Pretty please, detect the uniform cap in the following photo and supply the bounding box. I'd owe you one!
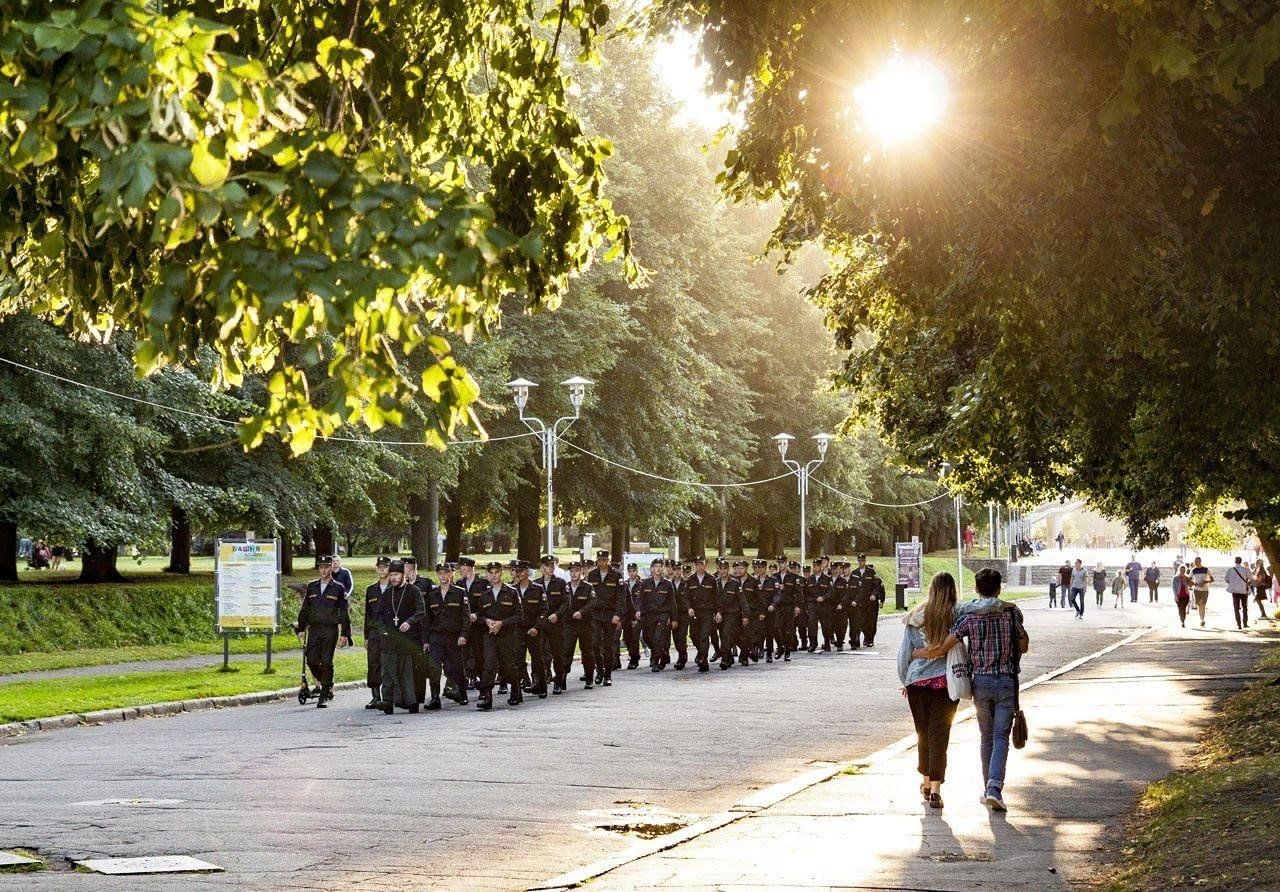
[458,557,476,568]
[857,553,868,561]
[716,557,729,567]
[435,562,455,572]
[569,560,586,570]
[768,562,778,570]
[388,559,405,573]
[540,554,555,565]
[694,555,707,563]
[775,554,787,562]
[375,556,391,567]
[788,560,801,569]
[317,555,333,566]
[486,561,504,572]
[733,560,748,568]
[596,549,610,560]
[650,557,665,567]
[752,559,765,567]
[404,556,417,566]
[681,563,692,572]
[803,565,812,573]
[626,562,638,571]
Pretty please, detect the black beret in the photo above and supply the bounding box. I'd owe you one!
[388,559,405,573]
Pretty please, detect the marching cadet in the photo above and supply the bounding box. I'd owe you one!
[717,560,750,669]
[848,555,871,648]
[378,559,426,715]
[425,563,469,708]
[669,561,690,670]
[853,553,886,648]
[831,560,852,650]
[474,561,524,710]
[796,565,811,652]
[537,555,572,694]
[621,562,644,670]
[562,562,600,690]
[511,560,549,698]
[362,556,392,708]
[457,557,487,688]
[637,558,676,670]
[585,550,624,687]
[808,557,836,652]
[685,556,718,672]
[742,559,769,663]
[404,557,432,709]
[294,555,351,708]
[769,559,802,662]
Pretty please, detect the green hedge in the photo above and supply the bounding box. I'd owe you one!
[0,576,302,656]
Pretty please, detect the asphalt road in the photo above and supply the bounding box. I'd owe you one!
[0,597,1195,890]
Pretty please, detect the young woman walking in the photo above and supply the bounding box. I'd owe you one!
[1172,564,1191,627]
[896,572,960,809]
[1092,563,1107,607]
[1111,569,1126,609]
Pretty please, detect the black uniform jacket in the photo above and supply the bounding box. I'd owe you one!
[426,583,470,637]
[585,567,624,621]
[296,579,352,638]
[685,572,718,610]
[639,577,676,615]
[474,583,524,633]
[716,576,749,614]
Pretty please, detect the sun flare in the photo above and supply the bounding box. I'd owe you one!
[854,55,949,146]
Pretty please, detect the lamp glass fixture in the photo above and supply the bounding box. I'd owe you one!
[772,432,795,460]
[812,433,833,457]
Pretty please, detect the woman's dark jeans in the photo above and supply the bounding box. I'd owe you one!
[907,683,959,783]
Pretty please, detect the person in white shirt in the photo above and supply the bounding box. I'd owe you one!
[1189,558,1213,628]
[1224,556,1253,630]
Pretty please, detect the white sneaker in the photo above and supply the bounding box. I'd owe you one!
[984,792,1007,812]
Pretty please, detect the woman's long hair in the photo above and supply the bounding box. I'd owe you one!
[922,572,959,647]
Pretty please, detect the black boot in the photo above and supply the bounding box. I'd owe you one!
[381,701,394,715]
[476,695,493,711]
[426,698,442,711]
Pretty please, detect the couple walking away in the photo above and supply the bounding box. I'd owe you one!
[897,568,1030,812]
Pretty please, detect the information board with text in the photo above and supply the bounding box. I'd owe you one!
[215,539,280,632]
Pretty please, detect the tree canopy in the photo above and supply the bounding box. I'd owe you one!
[648,1,1280,556]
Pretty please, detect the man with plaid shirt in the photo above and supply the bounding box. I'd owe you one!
[915,568,1029,813]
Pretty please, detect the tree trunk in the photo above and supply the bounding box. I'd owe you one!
[690,516,705,558]
[79,539,125,583]
[312,523,335,564]
[757,518,774,560]
[426,480,440,569]
[279,529,294,577]
[1256,529,1280,576]
[610,524,626,561]
[515,461,541,564]
[408,493,432,563]
[0,520,16,582]
[678,526,691,558]
[163,506,191,574]
[444,494,463,561]
[728,523,743,556]
[343,532,359,557]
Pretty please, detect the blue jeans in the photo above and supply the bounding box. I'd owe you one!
[1069,587,1085,617]
[1128,578,1139,601]
[973,673,1018,794]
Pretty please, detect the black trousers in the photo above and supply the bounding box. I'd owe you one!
[749,612,767,657]
[832,605,847,646]
[411,646,435,704]
[365,633,383,692]
[907,684,959,782]
[644,615,671,667]
[428,632,465,698]
[719,613,745,666]
[480,629,520,695]
[563,618,595,681]
[1232,592,1251,628]
[591,618,617,679]
[623,618,642,666]
[846,602,864,647]
[692,609,716,665]
[773,606,796,655]
[380,634,416,709]
[862,600,881,645]
[672,614,690,666]
[541,622,569,686]
[304,624,338,689]
[796,609,809,648]
[466,620,486,683]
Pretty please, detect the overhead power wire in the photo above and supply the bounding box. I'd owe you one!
[561,440,795,488]
[812,476,951,509]
[0,355,539,447]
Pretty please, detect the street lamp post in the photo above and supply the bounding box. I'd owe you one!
[940,462,963,595]
[773,433,833,562]
[505,376,592,556]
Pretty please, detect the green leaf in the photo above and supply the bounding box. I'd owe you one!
[190,139,230,187]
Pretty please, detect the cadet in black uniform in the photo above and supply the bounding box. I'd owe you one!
[796,565,811,652]
[511,560,548,697]
[770,559,802,661]
[831,561,852,650]
[742,560,768,662]
[294,555,351,708]
[669,562,690,669]
[562,562,601,690]
[718,560,751,669]
[849,554,874,648]
[457,557,486,688]
[854,554,885,647]
[621,563,644,669]
[536,555,571,694]
[585,550,624,687]
[425,562,469,707]
[404,557,434,708]
[378,559,426,714]
[362,556,392,708]
[684,556,718,672]
[474,561,524,709]
[638,558,676,670]
[808,557,836,651]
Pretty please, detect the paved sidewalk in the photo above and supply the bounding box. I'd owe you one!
[0,647,366,686]
[572,612,1279,890]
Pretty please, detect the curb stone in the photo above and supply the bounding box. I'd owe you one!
[0,680,366,740]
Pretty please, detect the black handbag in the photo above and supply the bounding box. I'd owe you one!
[1011,682,1028,749]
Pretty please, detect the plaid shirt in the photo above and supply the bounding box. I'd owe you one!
[952,599,1025,676]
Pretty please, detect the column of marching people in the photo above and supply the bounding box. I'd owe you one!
[293,549,887,713]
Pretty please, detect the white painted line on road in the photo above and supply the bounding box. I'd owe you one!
[530,619,1166,891]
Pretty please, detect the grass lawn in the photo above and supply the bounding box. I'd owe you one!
[1098,632,1280,890]
[0,637,301,675]
[0,651,368,724]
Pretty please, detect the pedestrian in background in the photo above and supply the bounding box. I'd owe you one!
[914,568,1029,813]
[1092,563,1107,607]
[1190,558,1213,627]
[1172,564,1191,627]
[1251,560,1270,621]
[1124,556,1143,603]
[1111,568,1126,609]
[1069,559,1087,619]
[1225,556,1252,630]
[897,572,961,810]
[1144,561,1160,603]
